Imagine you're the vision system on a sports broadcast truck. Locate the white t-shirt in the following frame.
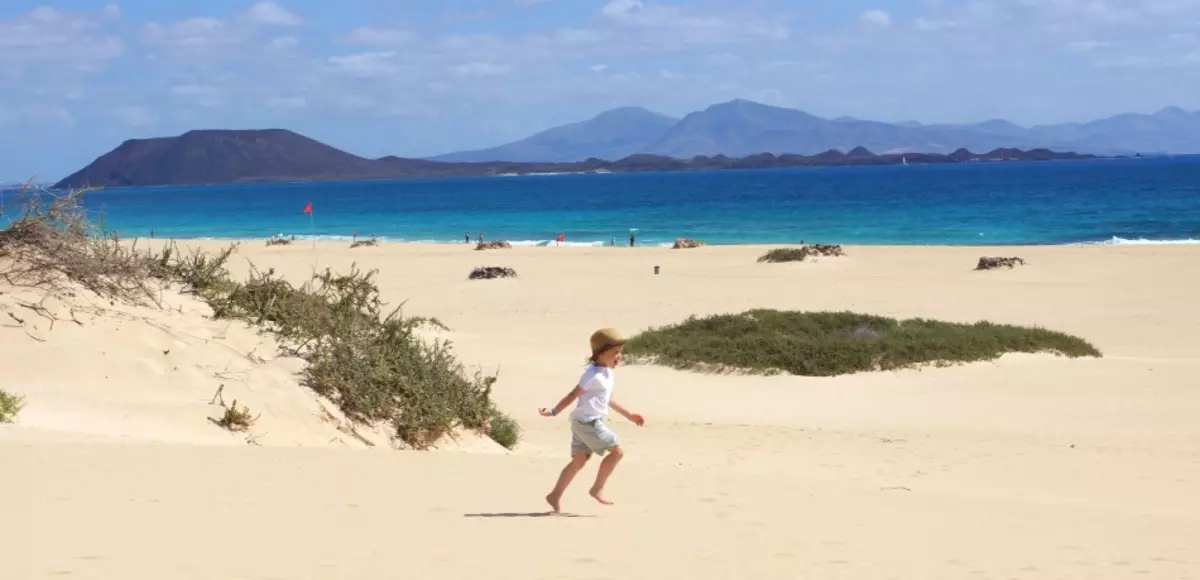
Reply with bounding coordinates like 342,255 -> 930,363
570,364 -> 614,421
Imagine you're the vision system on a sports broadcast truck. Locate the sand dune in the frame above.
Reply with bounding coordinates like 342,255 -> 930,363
2,243 -> 1198,579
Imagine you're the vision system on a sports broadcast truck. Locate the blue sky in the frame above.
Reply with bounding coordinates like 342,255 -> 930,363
3,0 -> 1199,180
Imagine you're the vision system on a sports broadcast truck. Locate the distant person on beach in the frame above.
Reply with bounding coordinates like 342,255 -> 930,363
539,328 -> 645,512
478,233 -> 484,243
629,233 -> 636,247
465,233 -> 471,244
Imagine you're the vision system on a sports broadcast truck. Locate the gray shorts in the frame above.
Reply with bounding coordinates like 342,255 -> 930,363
570,418 -> 620,457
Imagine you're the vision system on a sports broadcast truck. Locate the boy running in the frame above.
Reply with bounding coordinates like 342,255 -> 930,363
540,328 -> 645,512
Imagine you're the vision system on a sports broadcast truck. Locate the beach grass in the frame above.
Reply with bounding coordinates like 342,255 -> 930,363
758,248 -> 810,263
0,389 -> 24,423
0,188 -> 518,449
624,310 -> 1101,376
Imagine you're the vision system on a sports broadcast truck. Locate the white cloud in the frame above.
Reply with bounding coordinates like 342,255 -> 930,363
451,62 -> 514,76
240,2 -> 303,27
589,64 -> 609,73
142,18 -> 238,49
269,36 -> 299,49
143,2 -> 305,53
0,6 -> 124,66
599,0 -> 787,47
339,27 -> 414,47
703,52 -> 741,66
327,51 -> 400,76
1068,40 -> 1111,52
602,0 -> 643,17
266,96 -> 307,109
170,84 -> 226,107
112,106 -> 156,127
913,18 -> 954,32
862,10 -> 892,28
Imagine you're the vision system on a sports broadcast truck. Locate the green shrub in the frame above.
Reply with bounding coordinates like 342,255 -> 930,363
758,248 -> 810,263
487,411 -> 521,450
185,257 -> 517,449
0,187 -> 518,449
625,309 -> 1100,376
0,389 -> 25,423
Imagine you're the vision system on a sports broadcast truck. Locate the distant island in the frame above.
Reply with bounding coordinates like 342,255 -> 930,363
53,129 -> 1097,189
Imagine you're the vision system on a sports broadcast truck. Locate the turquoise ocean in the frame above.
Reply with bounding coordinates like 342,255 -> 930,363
6,157 -> 1200,246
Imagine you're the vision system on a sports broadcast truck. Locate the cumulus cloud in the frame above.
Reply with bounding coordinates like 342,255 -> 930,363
326,51 -> 401,77
143,18 -> 238,50
602,0 -> 642,17
600,0 -> 787,46
270,36 -> 300,49
112,106 -> 156,127
143,2 -> 303,53
450,62 -> 514,76
240,2 -> 304,26
862,10 -> 892,28
170,84 -> 226,107
266,95 -> 307,109
339,27 -> 414,47
0,6 -> 124,67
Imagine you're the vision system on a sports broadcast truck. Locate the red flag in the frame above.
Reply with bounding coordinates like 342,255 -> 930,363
302,202 -> 313,215
556,233 -> 565,243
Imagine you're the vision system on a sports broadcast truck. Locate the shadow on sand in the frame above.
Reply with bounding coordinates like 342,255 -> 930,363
463,511 -> 595,519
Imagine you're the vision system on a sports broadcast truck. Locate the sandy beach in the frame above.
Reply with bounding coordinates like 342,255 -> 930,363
2,242 -> 1198,579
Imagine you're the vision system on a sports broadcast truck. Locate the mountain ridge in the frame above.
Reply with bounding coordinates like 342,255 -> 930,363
431,99 -> 1200,161
430,106 -> 678,163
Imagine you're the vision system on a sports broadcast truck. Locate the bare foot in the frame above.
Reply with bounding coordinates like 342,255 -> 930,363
545,493 -> 562,513
589,488 -> 614,506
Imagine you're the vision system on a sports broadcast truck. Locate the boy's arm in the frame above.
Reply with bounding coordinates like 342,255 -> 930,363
609,399 -> 646,426
539,386 -> 584,417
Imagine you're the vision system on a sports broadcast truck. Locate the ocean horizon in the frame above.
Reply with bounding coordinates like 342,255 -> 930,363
4,157 -> 1199,246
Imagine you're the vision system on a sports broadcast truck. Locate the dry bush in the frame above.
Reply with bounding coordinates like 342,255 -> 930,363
207,385 -> 259,432
758,244 -> 846,263
0,186 -> 165,305
672,238 -> 706,249
350,238 -> 378,249
758,248 -> 809,263
266,238 -> 292,247
469,266 -> 517,280
976,256 -> 1026,270
475,241 -> 512,250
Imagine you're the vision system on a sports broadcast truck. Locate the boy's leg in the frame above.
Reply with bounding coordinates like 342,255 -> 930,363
589,445 -> 625,505
546,453 -> 590,512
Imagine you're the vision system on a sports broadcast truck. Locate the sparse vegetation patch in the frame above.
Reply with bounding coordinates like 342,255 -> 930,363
0,389 -> 25,423
624,309 -> 1100,377
0,187 -> 518,449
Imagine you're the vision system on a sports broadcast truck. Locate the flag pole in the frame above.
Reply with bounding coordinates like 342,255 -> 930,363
310,201 -> 315,250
